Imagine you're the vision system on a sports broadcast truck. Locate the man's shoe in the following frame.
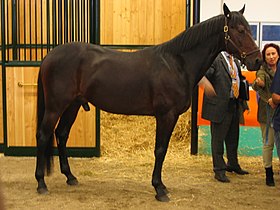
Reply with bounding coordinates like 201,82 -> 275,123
226,166 -> 249,175
214,173 -> 230,183
265,167 -> 275,187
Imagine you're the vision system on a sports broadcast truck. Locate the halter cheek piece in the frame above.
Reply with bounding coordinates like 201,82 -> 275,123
224,17 -> 259,63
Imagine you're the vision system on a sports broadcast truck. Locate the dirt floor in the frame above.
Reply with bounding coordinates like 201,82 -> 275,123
1,112 -> 280,210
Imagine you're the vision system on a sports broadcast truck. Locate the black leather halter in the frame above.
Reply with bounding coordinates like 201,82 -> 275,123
224,17 -> 259,63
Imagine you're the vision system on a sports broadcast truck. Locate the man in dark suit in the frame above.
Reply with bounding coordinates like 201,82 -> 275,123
202,51 -> 249,183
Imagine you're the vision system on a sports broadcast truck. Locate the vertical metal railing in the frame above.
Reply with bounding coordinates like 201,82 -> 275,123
1,0 -> 95,65
190,0 -> 200,155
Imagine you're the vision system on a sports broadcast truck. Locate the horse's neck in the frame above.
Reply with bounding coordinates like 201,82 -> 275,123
181,33 -> 225,88
154,15 -> 225,54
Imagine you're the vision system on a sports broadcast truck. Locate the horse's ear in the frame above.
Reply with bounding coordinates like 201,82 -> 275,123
239,4 -> 245,14
223,3 -> 231,19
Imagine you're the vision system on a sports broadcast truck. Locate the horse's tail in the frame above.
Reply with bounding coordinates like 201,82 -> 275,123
37,69 -> 44,135
37,68 -> 54,176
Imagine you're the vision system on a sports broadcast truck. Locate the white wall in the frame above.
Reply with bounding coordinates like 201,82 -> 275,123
200,0 -> 280,22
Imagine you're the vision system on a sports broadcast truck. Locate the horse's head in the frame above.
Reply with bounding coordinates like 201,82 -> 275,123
223,3 -> 262,70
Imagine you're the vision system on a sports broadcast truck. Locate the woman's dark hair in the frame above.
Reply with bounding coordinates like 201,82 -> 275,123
262,43 -> 280,62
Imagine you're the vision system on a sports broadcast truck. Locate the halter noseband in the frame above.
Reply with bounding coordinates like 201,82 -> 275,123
224,17 -> 259,63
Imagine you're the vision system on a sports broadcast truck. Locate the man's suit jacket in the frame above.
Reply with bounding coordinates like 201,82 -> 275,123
201,53 -> 246,123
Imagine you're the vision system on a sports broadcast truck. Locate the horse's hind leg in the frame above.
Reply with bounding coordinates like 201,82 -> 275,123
36,112 -> 60,194
55,101 -> 81,186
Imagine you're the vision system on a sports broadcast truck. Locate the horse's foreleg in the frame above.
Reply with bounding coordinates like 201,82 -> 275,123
152,112 -> 179,202
55,102 -> 81,186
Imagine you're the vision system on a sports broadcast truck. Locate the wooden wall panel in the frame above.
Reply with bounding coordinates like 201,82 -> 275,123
6,67 -> 38,147
6,67 -> 96,147
100,0 -> 186,45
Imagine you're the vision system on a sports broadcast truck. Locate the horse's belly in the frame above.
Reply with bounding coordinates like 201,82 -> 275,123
88,90 -> 154,115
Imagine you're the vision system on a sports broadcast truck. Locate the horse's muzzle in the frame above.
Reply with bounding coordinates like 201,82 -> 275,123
244,52 -> 263,71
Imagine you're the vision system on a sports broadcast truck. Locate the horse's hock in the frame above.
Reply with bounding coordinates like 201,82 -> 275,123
0,0 -> 186,156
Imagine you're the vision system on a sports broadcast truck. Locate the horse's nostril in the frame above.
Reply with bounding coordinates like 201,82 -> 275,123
256,58 -> 263,64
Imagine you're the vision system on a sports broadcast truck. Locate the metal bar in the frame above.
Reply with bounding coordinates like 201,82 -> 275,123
6,0 -> 9,61
41,0 -> 43,59
58,0 -> 62,44
4,61 -> 41,67
29,0 -> 32,60
1,0 -> 6,61
92,0 -> 100,157
12,0 -> 17,60
86,0 -> 89,42
17,82 -> 37,87
70,0 -> 74,41
90,0 -> 100,44
82,0 -> 85,42
76,0 -> 79,41
71,0 -> 73,41
64,0 -> 68,43
24,0 -> 26,60
35,0 -> 38,60
17,0 -> 20,61
186,0 -> 191,29
1,0 -> 8,152
53,0 -> 57,47
190,0 -> 200,156
47,0 -> 50,52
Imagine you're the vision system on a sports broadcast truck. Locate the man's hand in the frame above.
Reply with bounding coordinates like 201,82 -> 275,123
268,97 -> 278,109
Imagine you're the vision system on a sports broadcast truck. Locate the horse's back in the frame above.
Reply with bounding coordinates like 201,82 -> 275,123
41,42 -> 95,71
40,42 -> 106,91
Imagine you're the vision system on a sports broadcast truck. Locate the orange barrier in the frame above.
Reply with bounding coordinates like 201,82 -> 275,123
197,71 -> 260,127
242,70 -> 257,84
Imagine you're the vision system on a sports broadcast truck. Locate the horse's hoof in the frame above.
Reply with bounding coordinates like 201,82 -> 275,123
37,187 -> 49,195
67,178 -> 78,186
155,194 -> 170,202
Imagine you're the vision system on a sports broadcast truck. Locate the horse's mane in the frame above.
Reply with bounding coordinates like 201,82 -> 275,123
154,11 -> 248,55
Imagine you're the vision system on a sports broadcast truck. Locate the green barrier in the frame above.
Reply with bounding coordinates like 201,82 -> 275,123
199,125 -> 278,157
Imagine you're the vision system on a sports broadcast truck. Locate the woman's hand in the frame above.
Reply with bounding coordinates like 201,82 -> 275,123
255,77 -> 265,87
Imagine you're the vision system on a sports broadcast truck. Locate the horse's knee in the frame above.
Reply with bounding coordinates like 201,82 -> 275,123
36,130 -> 52,151
55,129 -> 69,144
36,130 -> 45,144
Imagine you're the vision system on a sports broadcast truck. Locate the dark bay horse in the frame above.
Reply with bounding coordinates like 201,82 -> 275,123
35,4 -> 262,202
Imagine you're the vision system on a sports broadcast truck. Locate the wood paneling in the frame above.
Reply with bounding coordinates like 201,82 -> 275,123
100,0 -> 186,45
6,67 -> 38,147
6,67 -> 96,147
